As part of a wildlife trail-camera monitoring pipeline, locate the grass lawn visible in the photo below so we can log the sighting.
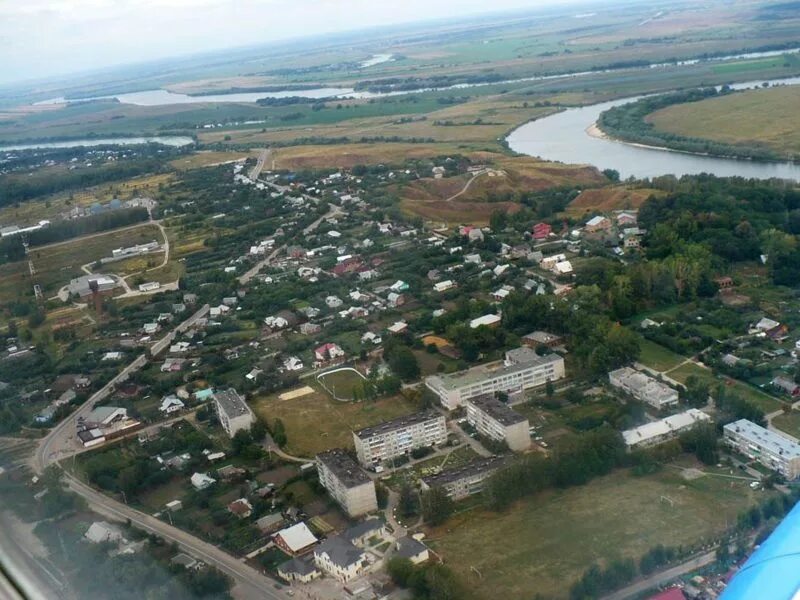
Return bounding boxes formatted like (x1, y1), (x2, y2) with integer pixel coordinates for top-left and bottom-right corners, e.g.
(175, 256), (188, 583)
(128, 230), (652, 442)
(771, 411), (800, 439)
(428, 465), (768, 599)
(252, 387), (418, 457)
(637, 338), (686, 372)
(666, 363), (783, 414)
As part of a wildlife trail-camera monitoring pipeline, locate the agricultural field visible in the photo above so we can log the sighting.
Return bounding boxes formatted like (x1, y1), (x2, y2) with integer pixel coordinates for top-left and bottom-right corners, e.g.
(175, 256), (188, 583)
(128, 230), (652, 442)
(168, 150), (255, 170)
(646, 85), (800, 159)
(428, 465), (769, 599)
(252, 386), (418, 457)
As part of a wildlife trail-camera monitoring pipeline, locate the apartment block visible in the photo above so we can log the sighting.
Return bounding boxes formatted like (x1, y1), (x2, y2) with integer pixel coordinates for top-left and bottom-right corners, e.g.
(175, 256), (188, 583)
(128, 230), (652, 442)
(622, 408), (710, 450)
(723, 419), (800, 480)
(316, 449), (378, 517)
(213, 388), (255, 438)
(353, 410), (447, 466)
(420, 456), (508, 500)
(464, 395), (530, 451)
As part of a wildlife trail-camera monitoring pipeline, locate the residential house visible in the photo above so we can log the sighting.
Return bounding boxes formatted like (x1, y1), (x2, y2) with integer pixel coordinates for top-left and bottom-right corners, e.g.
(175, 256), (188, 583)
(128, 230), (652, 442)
(159, 395), (185, 415)
(585, 215), (612, 232)
(190, 472), (216, 490)
(314, 343), (345, 364)
(532, 222), (552, 240)
(773, 376), (800, 397)
(274, 522), (318, 556)
(313, 536), (367, 583)
(277, 558), (320, 583)
(227, 498), (253, 519)
(395, 537), (430, 564)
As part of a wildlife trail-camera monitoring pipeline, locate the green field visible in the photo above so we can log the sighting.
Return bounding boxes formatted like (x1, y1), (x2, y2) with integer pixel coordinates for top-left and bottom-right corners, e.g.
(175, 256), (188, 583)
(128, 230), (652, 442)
(666, 363), (783, 414)
(428, 465), (768, 599)
(637, 338), (686, 372)
(252, 387), (418, 457)
(647, 84), (800, 158)
(771, 411), (800, 439)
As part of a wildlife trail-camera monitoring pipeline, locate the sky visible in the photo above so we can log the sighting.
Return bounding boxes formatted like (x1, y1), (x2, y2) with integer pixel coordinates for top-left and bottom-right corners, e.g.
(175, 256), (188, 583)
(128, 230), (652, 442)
(0, 0), (594, 85)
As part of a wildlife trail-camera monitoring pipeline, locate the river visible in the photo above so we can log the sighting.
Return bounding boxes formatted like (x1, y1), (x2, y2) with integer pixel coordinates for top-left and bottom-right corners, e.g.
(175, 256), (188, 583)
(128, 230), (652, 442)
(33, 47), (800, 108)
(0, 136), (195, 152)
(506, 77), (800, 181)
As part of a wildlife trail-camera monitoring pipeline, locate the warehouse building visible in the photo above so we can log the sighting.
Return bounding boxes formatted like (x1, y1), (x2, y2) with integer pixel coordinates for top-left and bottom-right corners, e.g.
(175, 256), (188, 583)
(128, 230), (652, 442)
(316, 448), (378, 517)
(464, 395), (530, 451)
(723, 419), (800, 480)
(353, 410), (447, 466)
(425, 347), (565, 410)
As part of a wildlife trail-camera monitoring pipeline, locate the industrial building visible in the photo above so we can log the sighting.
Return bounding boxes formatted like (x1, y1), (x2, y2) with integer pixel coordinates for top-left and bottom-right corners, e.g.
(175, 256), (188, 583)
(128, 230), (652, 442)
(353, 410), (447, 466)
(723, 419), (800, 480)
(316, 448), (378, 517)
(608, 366), (679, 409)
(425, 347), (565, 410)
(464, 395), (530, 451)
(213, 388), (255, 438)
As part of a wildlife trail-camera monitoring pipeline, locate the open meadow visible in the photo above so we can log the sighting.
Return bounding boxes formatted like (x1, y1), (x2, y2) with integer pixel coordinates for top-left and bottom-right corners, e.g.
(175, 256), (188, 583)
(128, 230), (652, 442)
(428, 465), (769, 599)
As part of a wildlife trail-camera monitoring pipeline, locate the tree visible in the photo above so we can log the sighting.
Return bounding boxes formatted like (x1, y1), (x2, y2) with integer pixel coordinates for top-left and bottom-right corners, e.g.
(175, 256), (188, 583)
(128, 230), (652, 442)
(683, 375), (711, 407)
(231, 429), (253, 455)
(420, 487), (454, 526)
(388, 346), (421, 381)
(489, 209), (508, 231)
(716, 541), (731, 567)
(270, 418), (287, 447)
(399, 483), (418, 518)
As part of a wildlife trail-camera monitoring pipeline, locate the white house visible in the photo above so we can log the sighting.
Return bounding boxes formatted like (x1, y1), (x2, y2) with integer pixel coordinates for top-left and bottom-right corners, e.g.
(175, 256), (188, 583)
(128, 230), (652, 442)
(159, 395), (185, 415)
(313, 536), (367, 583)
(190, 472), (216, 490)
(433, 280), (455, 293)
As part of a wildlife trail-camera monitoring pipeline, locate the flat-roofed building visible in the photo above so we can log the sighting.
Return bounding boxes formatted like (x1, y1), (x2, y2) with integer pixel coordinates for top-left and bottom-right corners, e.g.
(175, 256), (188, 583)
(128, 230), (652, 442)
(425, 347), (565, 410)
(420, 456), (508, 500)
(465, 395), (530, 451)
(353, 410), (447, 466)
(609, 366), (679, 409)
(723, 419), (800, 480)
(622, 409), (711, 450)
(316, 448), (377, 517)
(213, 388), (254, 438)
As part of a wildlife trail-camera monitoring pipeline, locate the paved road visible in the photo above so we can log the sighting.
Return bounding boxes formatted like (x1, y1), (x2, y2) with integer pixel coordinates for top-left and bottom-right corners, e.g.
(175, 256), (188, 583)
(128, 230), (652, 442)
(28, 221), (159, 253)
(249, 148), (271, 181)
(61, 471), (289, 600)
(601, 551), (716, 600)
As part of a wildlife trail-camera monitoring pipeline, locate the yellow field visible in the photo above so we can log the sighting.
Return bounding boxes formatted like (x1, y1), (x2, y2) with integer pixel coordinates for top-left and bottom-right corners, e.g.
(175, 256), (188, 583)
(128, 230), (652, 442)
(566, 186), (662, 216)
(270, 143), (465, 169)
(646, 86), (800, 157)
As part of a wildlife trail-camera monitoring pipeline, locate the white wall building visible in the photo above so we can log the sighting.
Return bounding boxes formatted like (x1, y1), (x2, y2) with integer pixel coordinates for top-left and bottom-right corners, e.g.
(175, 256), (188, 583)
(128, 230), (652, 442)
(622, 409), (710, 450)
(723, 419), (800, 480)
(425, 347), (565, 410)
(465, 395), (530, 451)
(353, 410), (447, 466)
(213, 388), (255, 438)
(609, 367), (679, 409)
(316, 448), (378, 518)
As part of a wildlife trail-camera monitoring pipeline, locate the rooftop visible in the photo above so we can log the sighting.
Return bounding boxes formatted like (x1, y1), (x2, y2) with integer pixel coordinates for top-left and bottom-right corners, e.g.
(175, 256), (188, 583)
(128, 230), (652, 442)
(396, 537), (429, 560)
(522, 331), (561, 344)
(316, 448), (372, 488)
(427, 350), (561, 392)
(354, 410), (443, 440)
(213, 388), (251, 418)
(314, 535), (365, 568)
(622, 409), (710, 446)
(724, 419), (800, 460)
(276, 522), (318, 552)
(467, 395), (527, 426)
(344, 517), (384, 542)
(278, 557), (318, 576)
(421, 456), (508, 488)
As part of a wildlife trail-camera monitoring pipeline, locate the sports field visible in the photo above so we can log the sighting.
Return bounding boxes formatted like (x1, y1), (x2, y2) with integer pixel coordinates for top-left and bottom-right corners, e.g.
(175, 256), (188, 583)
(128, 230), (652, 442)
(428, 465), (767, 599)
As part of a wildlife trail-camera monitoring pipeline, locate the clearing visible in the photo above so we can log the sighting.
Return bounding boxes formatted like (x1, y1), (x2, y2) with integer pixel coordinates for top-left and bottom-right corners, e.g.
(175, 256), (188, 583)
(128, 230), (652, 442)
(566, 186), (661, 216)
(646, 85), (800, 159)
(637, 338), (686, 372)
(428, 465), (768, 599)
(317, 368), (367, 401)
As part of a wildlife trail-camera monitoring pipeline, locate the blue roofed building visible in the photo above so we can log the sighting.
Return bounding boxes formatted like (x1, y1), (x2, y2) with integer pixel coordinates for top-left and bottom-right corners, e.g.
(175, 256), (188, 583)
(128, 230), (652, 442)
(721, 500), (800, 600)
